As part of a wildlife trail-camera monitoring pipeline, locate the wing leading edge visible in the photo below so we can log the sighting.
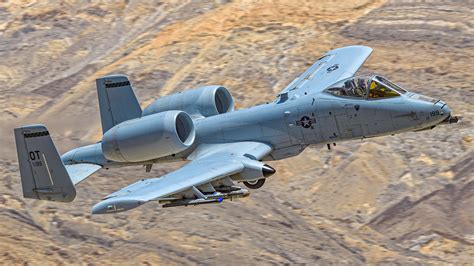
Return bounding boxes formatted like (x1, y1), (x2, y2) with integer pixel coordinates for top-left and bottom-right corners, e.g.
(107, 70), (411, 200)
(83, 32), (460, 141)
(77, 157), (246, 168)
(278, 45), (373, 99)
(92, 142), (272, 214)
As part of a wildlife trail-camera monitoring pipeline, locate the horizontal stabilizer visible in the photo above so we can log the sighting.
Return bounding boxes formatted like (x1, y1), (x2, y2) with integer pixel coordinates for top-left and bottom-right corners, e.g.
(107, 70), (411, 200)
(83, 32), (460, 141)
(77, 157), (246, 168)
(65, 163), (102, 185)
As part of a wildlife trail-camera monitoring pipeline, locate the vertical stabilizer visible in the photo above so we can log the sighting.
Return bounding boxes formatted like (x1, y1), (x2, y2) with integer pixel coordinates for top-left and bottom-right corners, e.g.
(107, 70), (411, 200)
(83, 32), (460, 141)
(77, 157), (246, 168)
(96, 75), (142, 134)
(14, 124), (76, 202)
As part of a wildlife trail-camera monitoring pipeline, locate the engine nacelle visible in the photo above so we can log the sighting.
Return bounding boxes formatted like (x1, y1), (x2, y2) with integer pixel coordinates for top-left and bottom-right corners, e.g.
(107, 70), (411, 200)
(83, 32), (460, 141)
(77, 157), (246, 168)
(142, 85), (234, 118)
(102, 111), (195, 162)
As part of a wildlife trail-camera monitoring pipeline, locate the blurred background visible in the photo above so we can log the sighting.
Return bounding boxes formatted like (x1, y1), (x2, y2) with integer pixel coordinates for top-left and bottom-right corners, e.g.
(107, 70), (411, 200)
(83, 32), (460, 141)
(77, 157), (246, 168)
(0, 0), (472, 264)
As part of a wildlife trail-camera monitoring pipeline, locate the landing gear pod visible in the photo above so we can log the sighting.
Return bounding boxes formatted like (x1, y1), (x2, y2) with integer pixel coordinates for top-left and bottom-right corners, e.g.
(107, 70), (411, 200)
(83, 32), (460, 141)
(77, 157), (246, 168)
(231, 159), (275, 190)
(101, 111), (195, 162)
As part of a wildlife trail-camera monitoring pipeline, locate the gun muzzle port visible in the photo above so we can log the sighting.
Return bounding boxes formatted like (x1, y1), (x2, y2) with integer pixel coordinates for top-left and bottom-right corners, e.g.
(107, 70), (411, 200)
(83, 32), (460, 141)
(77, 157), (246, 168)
(441, 115), (460, 125)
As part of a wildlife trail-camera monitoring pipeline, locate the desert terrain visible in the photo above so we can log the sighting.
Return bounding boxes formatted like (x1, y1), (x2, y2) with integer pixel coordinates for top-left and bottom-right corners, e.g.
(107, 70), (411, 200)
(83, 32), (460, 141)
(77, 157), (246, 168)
(0, 0), (473, 264)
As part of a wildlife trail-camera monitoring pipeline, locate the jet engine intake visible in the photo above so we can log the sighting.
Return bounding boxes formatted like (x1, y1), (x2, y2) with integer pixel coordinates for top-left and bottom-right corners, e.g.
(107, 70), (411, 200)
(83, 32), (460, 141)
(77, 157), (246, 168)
(102, 110), (195, 162)
(142, 85), (234, 118)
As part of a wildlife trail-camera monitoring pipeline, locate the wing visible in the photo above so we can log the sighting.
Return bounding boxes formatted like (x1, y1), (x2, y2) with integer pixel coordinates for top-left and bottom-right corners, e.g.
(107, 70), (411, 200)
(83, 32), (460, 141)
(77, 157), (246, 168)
(278, 45), (373, 100)
(92, 142), (272, 214)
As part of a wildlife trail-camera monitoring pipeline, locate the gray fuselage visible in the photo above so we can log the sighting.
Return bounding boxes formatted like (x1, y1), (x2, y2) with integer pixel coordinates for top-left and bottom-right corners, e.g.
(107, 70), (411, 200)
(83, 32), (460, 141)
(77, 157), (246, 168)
(62, 86), (451, 167)
(192, 90), (449, 160)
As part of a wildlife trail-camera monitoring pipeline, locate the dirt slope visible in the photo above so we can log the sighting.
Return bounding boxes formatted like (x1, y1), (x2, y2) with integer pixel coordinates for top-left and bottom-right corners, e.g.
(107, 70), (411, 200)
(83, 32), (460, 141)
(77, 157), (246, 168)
(0, 1), (472, 264)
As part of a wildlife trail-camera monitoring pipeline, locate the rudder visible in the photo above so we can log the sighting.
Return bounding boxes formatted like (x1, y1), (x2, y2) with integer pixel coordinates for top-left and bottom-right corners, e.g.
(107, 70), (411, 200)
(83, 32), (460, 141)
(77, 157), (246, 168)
(14, 124), (76, 202)
(96, 75), (142, 134)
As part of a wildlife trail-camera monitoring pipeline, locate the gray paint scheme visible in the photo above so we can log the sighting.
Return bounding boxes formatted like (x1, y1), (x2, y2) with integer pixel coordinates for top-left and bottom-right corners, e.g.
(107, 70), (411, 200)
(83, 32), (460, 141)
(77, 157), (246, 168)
(14, 125), (76, 202)
(14, 45), (456, 214)
(96, 75), (142, 134)
(143, 85), (234, 119)
(65, 164), (101, 185)
(101, 110), (195, 162)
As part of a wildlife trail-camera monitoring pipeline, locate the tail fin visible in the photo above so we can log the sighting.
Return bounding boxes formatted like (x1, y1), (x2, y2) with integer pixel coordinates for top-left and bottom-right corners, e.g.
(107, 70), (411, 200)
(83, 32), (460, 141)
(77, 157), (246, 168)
(96, 75), (142, 134)
(14, 125), (76, 202)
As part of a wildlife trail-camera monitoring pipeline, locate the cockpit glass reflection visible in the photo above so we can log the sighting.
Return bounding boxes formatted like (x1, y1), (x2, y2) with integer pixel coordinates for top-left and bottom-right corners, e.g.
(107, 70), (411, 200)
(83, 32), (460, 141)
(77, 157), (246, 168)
(368, 79), (400, 99)
(325, 75), (403, 100)
(375, 76), (407, 94)
(325, 76), (369, 98)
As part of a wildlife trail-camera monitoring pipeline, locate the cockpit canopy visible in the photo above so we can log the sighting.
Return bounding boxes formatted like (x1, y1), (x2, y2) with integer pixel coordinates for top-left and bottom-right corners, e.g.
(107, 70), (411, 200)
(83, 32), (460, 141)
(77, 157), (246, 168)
(325, 75), (407, 100)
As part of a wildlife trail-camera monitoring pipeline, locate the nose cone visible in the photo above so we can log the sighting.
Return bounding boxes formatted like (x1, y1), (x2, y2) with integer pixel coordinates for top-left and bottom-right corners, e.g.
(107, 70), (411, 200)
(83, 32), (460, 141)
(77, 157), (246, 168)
(437, 103), (461, 124)
(434, 101), (451, 122)
(442, 104), (451, 117)
(418, 100), (453, 129)
(92, 197), (144, 214)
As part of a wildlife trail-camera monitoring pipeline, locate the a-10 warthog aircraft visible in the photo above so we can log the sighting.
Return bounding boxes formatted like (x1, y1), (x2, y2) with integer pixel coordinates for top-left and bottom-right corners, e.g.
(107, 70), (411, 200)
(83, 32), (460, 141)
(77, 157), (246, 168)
(14, 46), (458, 214)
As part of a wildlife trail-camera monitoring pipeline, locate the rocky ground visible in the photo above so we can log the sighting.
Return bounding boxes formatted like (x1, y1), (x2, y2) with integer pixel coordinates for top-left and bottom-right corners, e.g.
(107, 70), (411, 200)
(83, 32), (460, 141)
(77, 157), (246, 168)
(0, 0), (472, 264)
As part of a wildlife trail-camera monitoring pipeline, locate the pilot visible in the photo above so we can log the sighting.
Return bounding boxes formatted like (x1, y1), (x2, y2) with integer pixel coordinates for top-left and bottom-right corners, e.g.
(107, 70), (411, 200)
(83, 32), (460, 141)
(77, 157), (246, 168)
(357, 78), (367, 90)
(344, 80), (351, 89)
(344, 80), (357, 96)
(352, 78), (366, 97)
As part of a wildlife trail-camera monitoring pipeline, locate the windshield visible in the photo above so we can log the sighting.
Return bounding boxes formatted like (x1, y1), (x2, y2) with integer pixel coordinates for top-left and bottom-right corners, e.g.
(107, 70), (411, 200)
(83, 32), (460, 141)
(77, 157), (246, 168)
(368, 78), (400, 99)
(375, 76), (407, 94)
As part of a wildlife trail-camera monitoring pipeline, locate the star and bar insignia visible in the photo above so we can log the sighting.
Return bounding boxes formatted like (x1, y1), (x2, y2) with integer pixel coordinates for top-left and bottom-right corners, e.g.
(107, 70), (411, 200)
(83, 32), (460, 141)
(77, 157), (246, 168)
(296, 116), (316, 128)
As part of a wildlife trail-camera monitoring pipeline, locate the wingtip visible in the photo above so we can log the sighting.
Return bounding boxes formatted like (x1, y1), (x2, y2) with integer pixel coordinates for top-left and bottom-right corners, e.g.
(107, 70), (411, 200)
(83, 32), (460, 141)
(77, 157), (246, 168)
(331, 45), (373, 53)
(91, 197), (145, 215)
